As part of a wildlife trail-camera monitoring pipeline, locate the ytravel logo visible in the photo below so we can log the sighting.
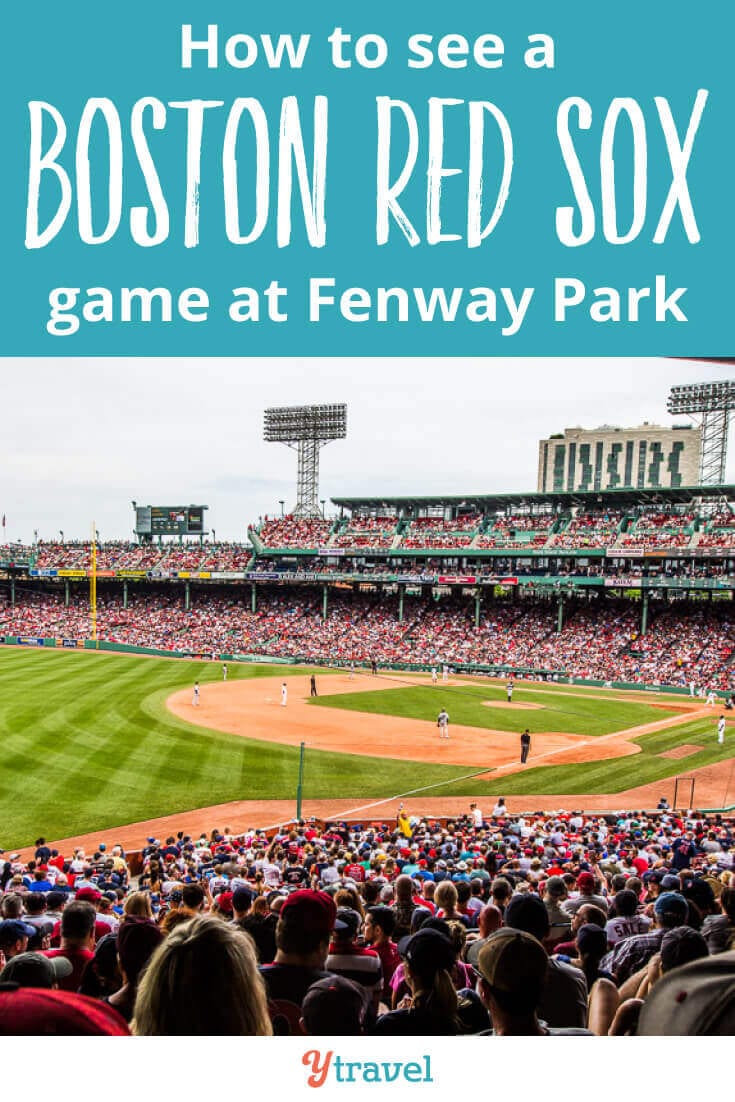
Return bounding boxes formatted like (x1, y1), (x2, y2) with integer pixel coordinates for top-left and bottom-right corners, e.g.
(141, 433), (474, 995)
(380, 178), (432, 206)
(302, 1050), (434, 1088)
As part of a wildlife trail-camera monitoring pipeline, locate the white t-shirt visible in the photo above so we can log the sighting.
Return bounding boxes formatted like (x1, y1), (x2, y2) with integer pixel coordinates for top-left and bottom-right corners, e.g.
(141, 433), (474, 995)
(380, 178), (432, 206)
(605, 914), (652, 946)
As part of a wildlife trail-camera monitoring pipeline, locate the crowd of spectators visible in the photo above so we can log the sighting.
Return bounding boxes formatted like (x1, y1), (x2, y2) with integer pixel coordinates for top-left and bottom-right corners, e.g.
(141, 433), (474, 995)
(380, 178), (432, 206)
(697, 512), (735, 551)
(258, 517), (333, 549)
(2, 807), (734, 1035)
(27, 542), (255, 573)
(402, 515), (481, 551)
(2, 587), (735, 689)
(476, 515), (555, 550)
(550, 511), (625, 551)
(332, 516), (399, 551)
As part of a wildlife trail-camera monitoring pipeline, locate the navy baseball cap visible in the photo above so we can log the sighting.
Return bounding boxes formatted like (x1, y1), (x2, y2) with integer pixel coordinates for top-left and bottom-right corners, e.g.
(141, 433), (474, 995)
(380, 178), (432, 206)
(0, 920), (36, 944)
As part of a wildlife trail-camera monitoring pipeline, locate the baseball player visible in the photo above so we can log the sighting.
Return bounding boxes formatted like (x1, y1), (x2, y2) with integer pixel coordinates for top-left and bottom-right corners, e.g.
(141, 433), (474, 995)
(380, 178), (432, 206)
(707, 688), (717, 706)
(437, 709), (450, 739)
(281, 682), (288, 707)
(222, 663), (228, 681)
(431, 667), (438, 685)
(310, 674), (318, 697)
(349, 662), (355, 680)
(442, 664), (449, 682)
(718, 715), (726, 745)
(192, 681), (200, 707)
(507, 680), (514, 703)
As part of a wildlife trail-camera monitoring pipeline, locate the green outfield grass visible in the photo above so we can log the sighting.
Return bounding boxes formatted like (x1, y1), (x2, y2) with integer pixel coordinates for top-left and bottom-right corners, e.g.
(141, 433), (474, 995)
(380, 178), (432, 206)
(0, 650), (729, 847)
(496, 716), (732, 796)
(308, 681), (678, 736)
(0, 649), (491, 848)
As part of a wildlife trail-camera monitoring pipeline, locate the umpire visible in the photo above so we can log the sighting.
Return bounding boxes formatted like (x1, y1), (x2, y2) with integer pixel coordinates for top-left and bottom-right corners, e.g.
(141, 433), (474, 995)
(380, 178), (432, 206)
(520, 729), (531, 764)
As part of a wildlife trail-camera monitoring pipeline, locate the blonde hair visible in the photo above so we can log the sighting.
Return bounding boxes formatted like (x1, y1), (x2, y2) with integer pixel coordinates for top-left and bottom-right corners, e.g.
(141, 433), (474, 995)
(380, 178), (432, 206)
(435, 880), (458, 915)
(123, 892), (153, 919)
(132, 916), (273, 1036)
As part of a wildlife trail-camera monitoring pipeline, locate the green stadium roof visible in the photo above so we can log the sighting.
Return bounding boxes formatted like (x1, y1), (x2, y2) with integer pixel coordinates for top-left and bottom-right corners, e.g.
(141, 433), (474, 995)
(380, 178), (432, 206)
(331, 485), (735, 512)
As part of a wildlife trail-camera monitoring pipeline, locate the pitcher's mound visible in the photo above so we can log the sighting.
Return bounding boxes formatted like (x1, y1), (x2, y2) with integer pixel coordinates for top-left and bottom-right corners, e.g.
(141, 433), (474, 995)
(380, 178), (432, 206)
(659, 744), (703, 760)
(483, 701), (543, 710)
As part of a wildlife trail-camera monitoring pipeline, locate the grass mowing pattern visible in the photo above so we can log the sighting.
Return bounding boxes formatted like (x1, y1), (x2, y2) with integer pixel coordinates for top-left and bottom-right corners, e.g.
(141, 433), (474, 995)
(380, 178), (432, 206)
(0, 650), (485, 848)
(1, 651), (731, 846)
(497, 716), (732, 796)
(308, 682), (677, 736)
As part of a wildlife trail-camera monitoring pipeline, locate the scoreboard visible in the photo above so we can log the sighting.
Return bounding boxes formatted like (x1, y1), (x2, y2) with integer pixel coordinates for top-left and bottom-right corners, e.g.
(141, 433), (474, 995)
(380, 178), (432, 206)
(134, 505), (207, 537)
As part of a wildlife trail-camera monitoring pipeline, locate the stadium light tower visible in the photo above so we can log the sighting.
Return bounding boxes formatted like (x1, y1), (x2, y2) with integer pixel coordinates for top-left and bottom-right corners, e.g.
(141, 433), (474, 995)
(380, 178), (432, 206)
(667, 380), (735, 485)
(264, 404), (347, 517)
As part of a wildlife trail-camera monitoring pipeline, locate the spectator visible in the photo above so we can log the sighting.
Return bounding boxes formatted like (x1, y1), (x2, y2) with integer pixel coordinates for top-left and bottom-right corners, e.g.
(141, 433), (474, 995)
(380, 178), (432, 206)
(0, 988), (129, 1035)
(133, 916), (271, 1035)
(0, 919), (35, 962)
(372, 928), (488, 1036)
(602, 892), (689, 985)
(258, 890), (337, 1034)
(504, 894), (588, 1029)
(301, 975), (368, 1036)
(106, 917), (164, 1022)
(0, 951), (72, 989)
(701, 887), (735, 953)
(475, 929), (593, 1036)
(44, 901), (97, 992)
(363, 905), (401, 1001)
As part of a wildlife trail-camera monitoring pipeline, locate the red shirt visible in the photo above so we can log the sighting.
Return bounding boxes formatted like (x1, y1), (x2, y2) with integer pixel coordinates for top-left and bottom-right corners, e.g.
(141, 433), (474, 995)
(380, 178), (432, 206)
(373, 939), (402, 998)
(44, 947), (94, 992)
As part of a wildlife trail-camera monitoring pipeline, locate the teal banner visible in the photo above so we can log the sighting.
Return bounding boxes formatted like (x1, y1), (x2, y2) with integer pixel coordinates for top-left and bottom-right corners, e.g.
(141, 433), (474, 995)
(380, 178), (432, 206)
(2, 1), (733, 355)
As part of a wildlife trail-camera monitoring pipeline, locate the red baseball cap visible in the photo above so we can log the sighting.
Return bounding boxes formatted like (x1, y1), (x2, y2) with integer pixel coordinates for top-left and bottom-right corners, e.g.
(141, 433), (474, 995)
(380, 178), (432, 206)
(216, 891), (234, 914)
(75, 887), (102, 903)
(280, 890), (339, 936)
(0, 988), (129, 1035)
(577, 872), (596, 890)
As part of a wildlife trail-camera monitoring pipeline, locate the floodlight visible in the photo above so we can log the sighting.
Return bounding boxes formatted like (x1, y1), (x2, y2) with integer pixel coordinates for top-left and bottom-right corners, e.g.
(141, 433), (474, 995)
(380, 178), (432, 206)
(667, 381), (735, 484)
(264, 404), (347, 517)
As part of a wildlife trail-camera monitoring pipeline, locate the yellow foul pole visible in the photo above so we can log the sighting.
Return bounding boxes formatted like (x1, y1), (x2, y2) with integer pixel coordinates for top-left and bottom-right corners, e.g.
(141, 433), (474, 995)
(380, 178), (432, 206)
(90, 521), (98, 648)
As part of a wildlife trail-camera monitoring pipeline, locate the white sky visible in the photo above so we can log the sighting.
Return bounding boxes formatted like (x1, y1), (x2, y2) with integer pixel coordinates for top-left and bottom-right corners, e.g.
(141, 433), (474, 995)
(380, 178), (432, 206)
(2, 357), (733, 542)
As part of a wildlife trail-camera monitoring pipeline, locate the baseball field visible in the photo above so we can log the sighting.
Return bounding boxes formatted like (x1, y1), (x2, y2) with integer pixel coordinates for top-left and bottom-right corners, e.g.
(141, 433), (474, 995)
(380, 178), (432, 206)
(2, 647), (734, 852)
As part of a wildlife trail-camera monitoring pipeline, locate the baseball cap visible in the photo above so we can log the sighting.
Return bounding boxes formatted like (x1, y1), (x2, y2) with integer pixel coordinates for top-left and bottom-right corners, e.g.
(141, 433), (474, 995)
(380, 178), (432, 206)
(301, 976), (367, 1035)
(215, 891), (234, 915)
(280, 890), (343, 936)
(335, 907), (361, 939)
(682, 878), (716, 912)
(397, 928), (455, 976)
(466, 936), (492, 969)
(0, 920), (36, 946)
(577, 871), (596, 891)
(638, 950), (735, 1035)
(0, 952), (73, 988)
(660, 926), (709, 973)
(475, 929), (548, 1012)
(0, 988), (129, 1035)
(117, 918), (164, 983)
(74, 887), (101, 903)
(654, 892), (689, 922)
(661, 874), (681, 891)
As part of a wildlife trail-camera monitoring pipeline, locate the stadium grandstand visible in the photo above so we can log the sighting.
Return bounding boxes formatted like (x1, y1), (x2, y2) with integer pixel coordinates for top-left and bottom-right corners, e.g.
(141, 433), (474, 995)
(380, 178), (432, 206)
(1, 809), (734, 1035)
(2, 484), (735, 690)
